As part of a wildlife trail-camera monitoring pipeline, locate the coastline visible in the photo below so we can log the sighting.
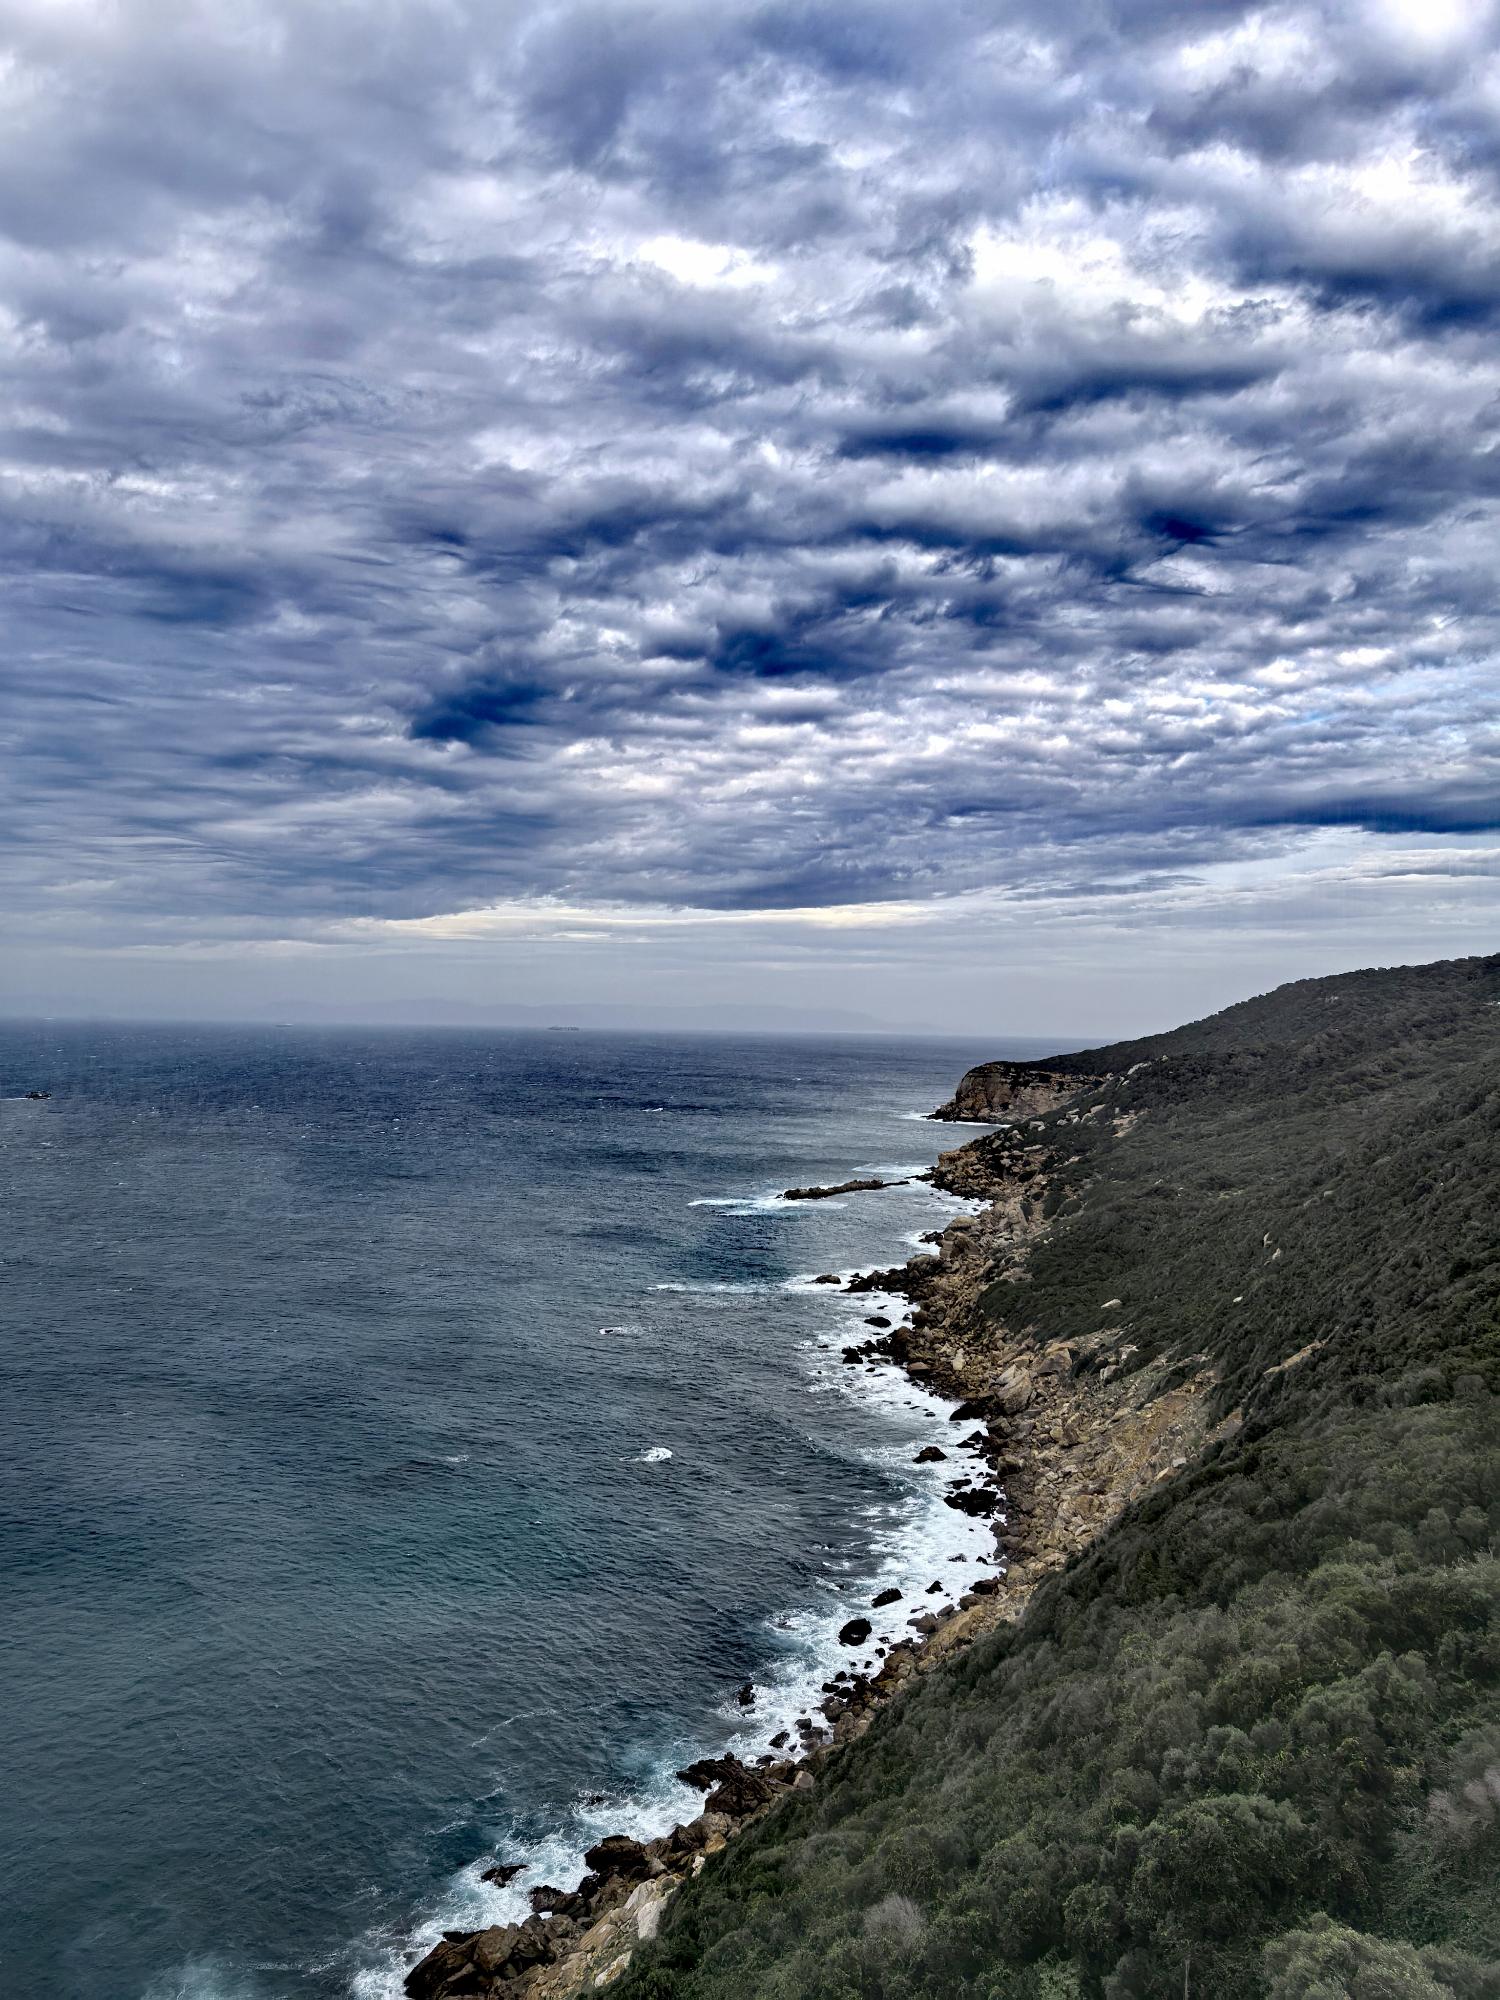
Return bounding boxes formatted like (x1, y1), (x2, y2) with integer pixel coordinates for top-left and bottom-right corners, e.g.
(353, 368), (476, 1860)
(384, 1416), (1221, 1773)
(402, 1092), (1222, 2000)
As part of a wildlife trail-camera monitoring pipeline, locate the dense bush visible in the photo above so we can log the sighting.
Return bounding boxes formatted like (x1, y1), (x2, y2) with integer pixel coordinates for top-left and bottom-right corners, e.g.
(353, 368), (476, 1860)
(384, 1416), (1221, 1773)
(618, 956), (1500, 1999)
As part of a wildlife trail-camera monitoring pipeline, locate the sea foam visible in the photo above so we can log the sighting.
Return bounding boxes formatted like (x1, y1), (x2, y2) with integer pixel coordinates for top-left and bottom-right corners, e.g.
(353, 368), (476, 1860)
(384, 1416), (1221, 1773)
(354, 1285), (999, 2000)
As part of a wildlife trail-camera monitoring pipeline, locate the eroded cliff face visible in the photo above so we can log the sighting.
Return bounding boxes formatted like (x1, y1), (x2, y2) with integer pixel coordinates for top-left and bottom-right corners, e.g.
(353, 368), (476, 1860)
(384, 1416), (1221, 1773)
(929, 1062), (1100, 1124)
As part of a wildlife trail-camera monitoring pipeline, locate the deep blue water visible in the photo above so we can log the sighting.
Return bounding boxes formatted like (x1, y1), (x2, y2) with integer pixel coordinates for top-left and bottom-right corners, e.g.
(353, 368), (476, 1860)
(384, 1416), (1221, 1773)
(0, 1025), (1028, 2000)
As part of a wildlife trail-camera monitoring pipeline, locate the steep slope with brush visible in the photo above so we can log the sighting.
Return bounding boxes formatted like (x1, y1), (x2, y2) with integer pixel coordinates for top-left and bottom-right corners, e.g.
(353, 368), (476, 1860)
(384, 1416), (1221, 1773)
(619, 953), (1500, 2000)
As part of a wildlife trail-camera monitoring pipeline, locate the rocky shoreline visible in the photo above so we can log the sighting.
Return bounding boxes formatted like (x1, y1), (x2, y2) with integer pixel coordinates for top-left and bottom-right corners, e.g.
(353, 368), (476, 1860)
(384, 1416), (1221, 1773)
(403, 1071), (1226, 2000)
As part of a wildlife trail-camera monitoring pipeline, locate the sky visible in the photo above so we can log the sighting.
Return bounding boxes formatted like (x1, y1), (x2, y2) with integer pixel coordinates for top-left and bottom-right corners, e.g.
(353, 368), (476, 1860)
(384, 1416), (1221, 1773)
(2, 0), (1498, 1037)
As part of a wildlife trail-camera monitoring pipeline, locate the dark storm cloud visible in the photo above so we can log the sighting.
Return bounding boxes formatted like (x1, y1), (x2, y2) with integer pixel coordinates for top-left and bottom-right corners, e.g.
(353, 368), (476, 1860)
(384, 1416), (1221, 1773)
(2, 0), (1499, 944)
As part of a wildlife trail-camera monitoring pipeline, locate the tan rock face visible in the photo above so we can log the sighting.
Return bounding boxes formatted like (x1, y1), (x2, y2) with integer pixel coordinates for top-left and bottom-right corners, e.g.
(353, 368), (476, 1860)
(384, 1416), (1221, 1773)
(930, 1062), (1098, 1124)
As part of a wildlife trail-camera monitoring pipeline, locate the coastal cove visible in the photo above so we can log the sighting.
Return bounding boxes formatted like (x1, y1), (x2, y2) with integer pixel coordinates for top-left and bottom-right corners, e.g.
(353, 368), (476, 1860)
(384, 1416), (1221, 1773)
(0, 1024), (1048, 2000)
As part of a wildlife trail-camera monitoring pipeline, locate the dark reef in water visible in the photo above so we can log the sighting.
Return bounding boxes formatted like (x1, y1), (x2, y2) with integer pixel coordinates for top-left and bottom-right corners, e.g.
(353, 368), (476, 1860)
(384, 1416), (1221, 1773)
(781, 1176), (906, 1200)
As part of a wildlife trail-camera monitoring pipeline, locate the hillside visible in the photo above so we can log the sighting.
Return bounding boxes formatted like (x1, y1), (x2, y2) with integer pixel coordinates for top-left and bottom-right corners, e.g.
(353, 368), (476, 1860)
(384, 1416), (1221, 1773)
(616, 953), (1500, 2000)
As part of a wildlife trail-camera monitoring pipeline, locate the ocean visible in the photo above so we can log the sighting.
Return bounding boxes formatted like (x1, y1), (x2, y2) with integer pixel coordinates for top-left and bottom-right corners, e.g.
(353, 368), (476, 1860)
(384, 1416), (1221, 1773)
(0, 1023), (1031, 2000)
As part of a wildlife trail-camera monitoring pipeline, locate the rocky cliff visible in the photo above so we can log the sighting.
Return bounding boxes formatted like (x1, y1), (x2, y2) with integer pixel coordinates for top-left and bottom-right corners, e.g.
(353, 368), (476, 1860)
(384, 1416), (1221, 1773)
(928, 1060), (1098, 1123)
(616, 950), (1500, 2000)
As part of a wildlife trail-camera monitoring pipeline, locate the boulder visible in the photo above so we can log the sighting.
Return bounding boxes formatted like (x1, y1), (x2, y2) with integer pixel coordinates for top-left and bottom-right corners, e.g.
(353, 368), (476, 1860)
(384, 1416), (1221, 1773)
(661, 1815), (723, 1863)
(479, 1861), (525, 1887)
(838, 1616), (872, 1646)
(583, 1835), (653, 1883)
(992, 1365), (1034, 1416)
(528, 1882), (586, 1917)
(675, 1754), (776, 1817)
(945, 1486), (1001, 1516)
(871, 1586), (902, 1607)
(403, 1921), (555, 1999)
(913, 1445), (947, 1463)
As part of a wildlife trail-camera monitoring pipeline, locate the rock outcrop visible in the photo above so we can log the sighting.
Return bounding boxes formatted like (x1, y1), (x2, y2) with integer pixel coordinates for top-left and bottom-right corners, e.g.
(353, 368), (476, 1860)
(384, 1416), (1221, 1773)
(781, 1176), (903, 1200)
(404, 1921), (556, 1999)
(930, 1061), (1097, 1124)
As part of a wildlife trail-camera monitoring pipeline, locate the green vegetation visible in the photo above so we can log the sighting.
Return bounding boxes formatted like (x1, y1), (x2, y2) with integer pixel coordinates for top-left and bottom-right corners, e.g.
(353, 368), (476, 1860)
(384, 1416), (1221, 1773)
(620, 955), (1500, 1999)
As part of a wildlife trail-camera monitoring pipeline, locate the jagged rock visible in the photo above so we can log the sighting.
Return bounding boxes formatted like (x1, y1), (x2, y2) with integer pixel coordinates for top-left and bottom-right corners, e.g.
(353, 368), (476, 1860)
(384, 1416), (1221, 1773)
(675, 1754), (777, 1817)
(992, 1365), (1034, 1416)
(838, 1616), (872, 1645)
(403, 1920), (555, 1999)
(528, 1884), (580, 1916)
(660, 1816), (717, 1863)
(930, 1062), (1096, 1123)
(908, 1611), (941, 1634)
(945, 1485), (1000, 1516)
(811, 1273), (842, 1285)
(871, 1586), (901, 1607)
(735, 1682), (755, 1706)
(629, 1880), (668, 1941)
(949, 1397), (992, 1421)
(913, 1445), (947, 1463)
(480, 1861), (525, 1887)
(843, 1266), (912, 1294)
(783, 1177), (901, 1200)
(583, 1835), (653, 1883)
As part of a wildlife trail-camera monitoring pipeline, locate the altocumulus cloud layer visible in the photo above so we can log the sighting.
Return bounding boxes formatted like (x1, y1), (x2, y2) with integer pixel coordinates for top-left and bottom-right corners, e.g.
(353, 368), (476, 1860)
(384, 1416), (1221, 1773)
(2, 0), (1499, 1017)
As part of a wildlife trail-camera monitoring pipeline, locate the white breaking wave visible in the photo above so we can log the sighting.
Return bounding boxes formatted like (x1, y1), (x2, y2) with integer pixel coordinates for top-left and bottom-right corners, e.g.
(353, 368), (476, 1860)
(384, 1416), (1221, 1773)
(650, 1279), (779, 1294)
(349, 1228), (1002, 2000)
(688, 1193), (793, 1215)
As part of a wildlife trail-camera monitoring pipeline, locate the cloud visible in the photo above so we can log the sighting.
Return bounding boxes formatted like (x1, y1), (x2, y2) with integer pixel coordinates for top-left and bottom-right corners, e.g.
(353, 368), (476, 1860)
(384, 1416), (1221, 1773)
(0, 0), (1497, 1005)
